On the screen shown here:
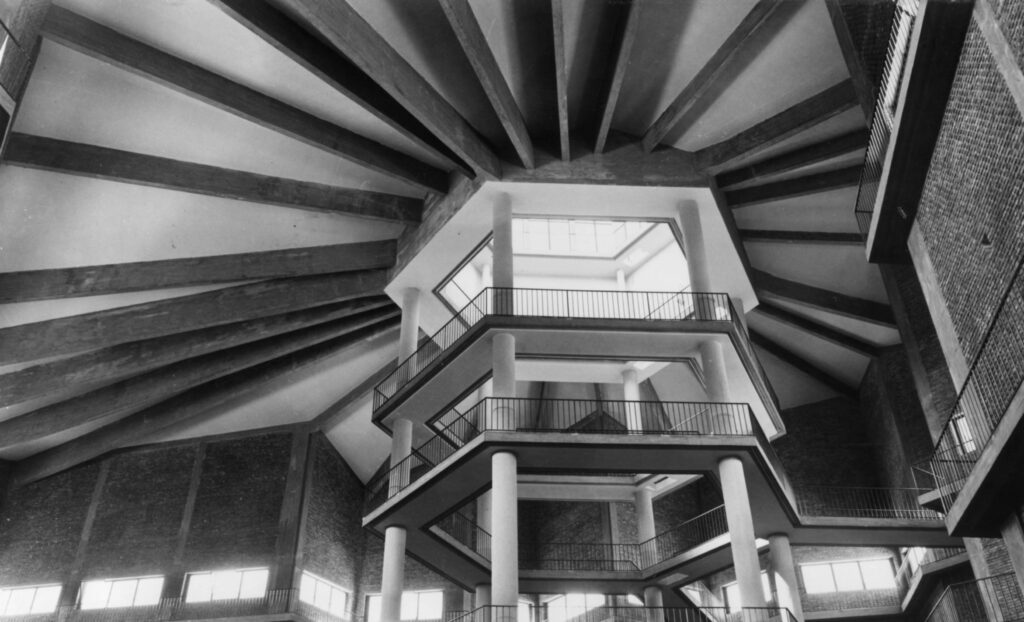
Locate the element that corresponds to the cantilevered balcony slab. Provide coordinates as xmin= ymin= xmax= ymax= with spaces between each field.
xmin=372 ymin=288 xmax=782 ymax=437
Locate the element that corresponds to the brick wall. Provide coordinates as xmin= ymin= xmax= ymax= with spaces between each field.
xmin=860 ymin=347 xmax=936 ymax=490
xmin=773 ymin=397 xmax=881 ymax=489
xmin=301 ymin=434 xmax=366 ymax=596
xmin=0 ymin=429 xmax=295 ymax=590
xmin=839 ymin=0 xmax=897 ymax=90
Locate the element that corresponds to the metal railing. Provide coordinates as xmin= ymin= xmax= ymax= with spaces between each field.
xmin=894 ymin=547 xmax=967 ymax=597
xmin=794 ymin=486 xmax=942 ymax=520
xmin=640 ymin=505 xmax=728 ymax=568
xmin=372 ymin=288 xmax=736 ymax=411
xmin=854 ymin=0 xmax=917 ymax=235
xmin=924 ymin=573 xmax=1024 ymax=622
xmin=536 ymin=606 xmax=795 ymax=622
xmin=365 ymin=399 xmax=759 ymax=512
xmin=521 ymin=543 xmax=642 ymax=572
xmin=434 ymin=511 xmax=491 ymax=559
xmin=16 ymin=590 xmax=296 ymax=622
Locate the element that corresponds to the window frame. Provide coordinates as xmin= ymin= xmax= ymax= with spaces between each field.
xmin=799 ymin=558 xmax=897 ymax=595
xmin=78 ymin=575 xmax=165 ymax=610
xmin=0 ymin=584 xmax=62 ymax=616
xmin=298 ymin=571 xmax=349 ymax=619
xmin=182 ymin=567 xmax=269 ymax=603
xmin=364 ymin=589 xmax=444 ymax=622
xmin=722 ymin=571 xmax=772 ymax=613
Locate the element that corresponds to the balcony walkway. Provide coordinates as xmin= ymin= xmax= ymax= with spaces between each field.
xmin=370 ymin=289 xmax=781 ymax=436
xmin=362 ymin=398 xmax=957 ymax=592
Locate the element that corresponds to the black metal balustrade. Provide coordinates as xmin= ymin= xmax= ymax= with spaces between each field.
xmin=894 ymin=547 xmax=967 ymax=597
xmin=640 ymin=505 xmax=729 ymax=568
xmin=365 ymin=399 xmax=758 ymax=512
xmin=854 ymin=0 xmax=918 ymax=235
xmin=794 ymin=485 xmax=941 ymax=521
xmin=450 ymin=606 xmax=796 ymax=622
xmin=924 ymin=573 xmax=1024 ymax=622
xmin=434 ymin=511 xmax=491 ymax=559
xmin=5 ymin=590 xmax=298 ymax=622
xmin=372 ymin=288 xmax=740 ymax=412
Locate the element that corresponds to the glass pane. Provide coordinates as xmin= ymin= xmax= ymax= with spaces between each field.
xmin=211 ymin=570 xmax=241 ymax=600
xmin=32 ymin=586 xmax=61 ymax=614
xmin=833 ymin=562 xmax=864 ymax=592
xmin=417 ymin=591 xmax=443 ymax=620
xmin=6 ymin=588 xmax=34 ymax=615
xmin=861 ymin=560 xmax=897 ymax=589
xmin=107 ymin=580 xmax=137 ymax=608
xmin=186 ymin=574 xmax=213 ymax=603
xmin=81 ymin=581 xmax=112 ymax=610
xmin=800 ymin=564 xmax=836 ymax=594
xmin=300 ymin=574 xmax=316 ymax=604
xmin=367 ymin=595 xmax=382 ymax=622
xmin=135 ymin=578 xmax=163 ymax=607
xmin=314 ymin=581 xmax=332 ymax=612
xmin=329 ymin=588 xmax=347 ymax=617
xmin=518 ymin=601 xmax=532 ymax=622
xmin=0 ymin=589 xmax=10 ymax=615
xmin=239 ymin=570 xmax=268 ymax=599
xmin=400 ymin=592 xmax=418 ymax=620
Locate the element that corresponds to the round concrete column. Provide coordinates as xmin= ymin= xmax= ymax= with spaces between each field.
xmin=678 ymin=201 xmax=711 ymax=292
xmin=770 ymin=533 xmax=804 ymax=621
xmin=398 ymin=288 xmax=421 ymax=382
xmin=488 ymin=333 xmax=516 ymax=430
xmin=490 ymin=452 xmax=519 ymax=607
xmin=718 ymin=456 xmax=765 ymax=609
xmin=492 ymin=194 xmax=514 ymax=289
xmin=388 ymin=418 xmax=414 ymax=495
xmin=642 ymin=586 xmax=665 ymax=622
xmin=635 ymin=487 xmax=656 ymax=543
xmin=380 ymin=526 xmax=407 ymax=622
xmin=699 ymin=340 xmax=731 ymax=402
xmin=622 ymin=367 xmax=642 ymax=432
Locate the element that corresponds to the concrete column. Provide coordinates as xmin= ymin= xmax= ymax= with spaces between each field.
xmin=643 ymin=586 xmax=664 ymax=622
xmin=474 ymin=584 xmax=491 ymax=608
xmin=635 ymin=488 xmax=656 ymax=543
xmin=488 ymin=333 xmax=516 ymax=430
xmin=380 ymin=526 xmax=407 ymax=622
xmin=700 ymin=340 xmax=731 ymax=402
xmin=769 ymin=533 xmax=804 ymax=621
xmin=622 ymin=367 xmax=643 ymax=432
xmin=492 ymin=194 xmax=514 ymax=288
xmin=388 ymin=418 xmax=414 ymax=495
xmin=491 ymin=452 xmax=519 ymax=607
xmin=678 ymin=201 xmax=711 ymax=292
xmin=398 ymin=288 xmax=421 ymax=381
xmin=477 ymin=492 xmax=492 ymax=559
xmin=719 ymin=456 xmax=765 ymax=608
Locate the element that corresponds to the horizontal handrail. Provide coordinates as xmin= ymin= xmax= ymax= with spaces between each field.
xmin=455 ymin=605 xmax=795 ymax=622
xmin=924 ymin=572 xmax=1024 ymax=622
xmin=373 ymin=288 xmax=736 ymax=411
xmin=639 ymin=505 xmax=728 ymax=568
xmin=795 ymin=485 xmax=942 ymax=521
xmin=17 ymin=590 xmax=298 ymax=622
xmin=434 ymin=511 xmax=491 ymax=560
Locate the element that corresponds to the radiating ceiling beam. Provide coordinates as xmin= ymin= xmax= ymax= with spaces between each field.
xmin=275 ymin=0 xmax=502 ymax=179
xmin=714 ymin=129 xmax=868 ymax=189
xmin=592 ymin=0 xmax=643 ymax=154
xmin=0 ymin=270 xmax=389 ymax=365
xmin=4 ymin=134 xmax=422 ymax=223
xmin=641 ymin=0 xmax=794 ymax=152
xmin=209 ymin=0 xmax=468 ymax=174
xmin=551 ymin=0 xmax=570 ymax=161
xmin=725 ymin=166 xmax=862 ymax=207
xmin=0 ymin=297 xmax=393 ymax=409
xmin=752 ymin=268 xmax=895 ymax=327
xmin=750 ymin=329 xmax=857 ymax=398
xmin=824 ymin=0 xmax=876 ymax=122
xmin=0 ymin=238 xmax=395 ymax=303
xmin=0 ymin=307 xmax=400 ymax=451
xmin=11 ymin=319 xmax=401 ymax=486
xmin=439 ymin=0 xmax=534 ymax=168
xmin=755 ymin=302 xmax=880 ymax=358
xmin=739 ymin=229 xmax=863 ymax=246
xmin=695 ymin=79 xmax=858 ymax=170
xmin=41 ymin=6 xmax=449 ymax=194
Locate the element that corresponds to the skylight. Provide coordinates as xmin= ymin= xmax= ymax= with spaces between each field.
xmin=513 ymin=219 xmax=653 ymax=258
